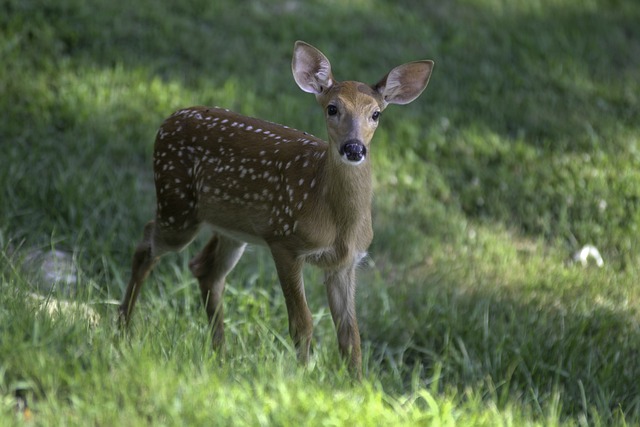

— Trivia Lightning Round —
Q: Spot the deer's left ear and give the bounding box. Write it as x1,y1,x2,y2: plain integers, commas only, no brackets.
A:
374,60,434,107
292,41,335,95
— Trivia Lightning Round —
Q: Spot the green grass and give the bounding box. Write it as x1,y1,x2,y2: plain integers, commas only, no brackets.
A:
2,0,640,425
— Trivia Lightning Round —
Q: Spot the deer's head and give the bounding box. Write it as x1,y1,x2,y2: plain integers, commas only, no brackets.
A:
292,41,434,166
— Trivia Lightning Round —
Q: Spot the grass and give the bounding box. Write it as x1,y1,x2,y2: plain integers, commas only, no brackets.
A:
1,0,640,424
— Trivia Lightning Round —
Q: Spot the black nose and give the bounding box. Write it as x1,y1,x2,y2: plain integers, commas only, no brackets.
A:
339,140,367,163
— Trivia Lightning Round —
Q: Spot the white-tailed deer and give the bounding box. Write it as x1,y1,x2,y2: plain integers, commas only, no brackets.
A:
119,41,433,377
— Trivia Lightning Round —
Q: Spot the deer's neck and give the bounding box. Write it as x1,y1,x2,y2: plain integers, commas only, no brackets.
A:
325,162,372,217
319,152,373,248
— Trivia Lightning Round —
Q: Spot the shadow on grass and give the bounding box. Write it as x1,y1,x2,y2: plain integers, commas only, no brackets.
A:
361,263,640,422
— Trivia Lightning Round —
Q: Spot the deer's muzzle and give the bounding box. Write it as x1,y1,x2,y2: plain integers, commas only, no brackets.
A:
339,140,367,164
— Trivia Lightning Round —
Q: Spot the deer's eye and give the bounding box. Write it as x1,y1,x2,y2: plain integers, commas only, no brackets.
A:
327,105,338,116
372,111,380,121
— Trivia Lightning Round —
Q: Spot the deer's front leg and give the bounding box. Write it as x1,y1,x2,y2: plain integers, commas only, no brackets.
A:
270,244,313,364
325,262,362,378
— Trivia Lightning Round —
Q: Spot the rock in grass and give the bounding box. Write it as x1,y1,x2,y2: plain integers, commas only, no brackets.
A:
21,249,78,296
17,248,100,326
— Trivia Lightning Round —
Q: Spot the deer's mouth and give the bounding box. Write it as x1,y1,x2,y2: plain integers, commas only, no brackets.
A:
339,140,367,165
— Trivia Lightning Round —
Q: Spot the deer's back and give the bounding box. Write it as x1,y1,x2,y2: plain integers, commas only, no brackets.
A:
152,107,332,247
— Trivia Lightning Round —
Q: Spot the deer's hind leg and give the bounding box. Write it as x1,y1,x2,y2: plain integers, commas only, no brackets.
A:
119,219,201,327
189,234,246,351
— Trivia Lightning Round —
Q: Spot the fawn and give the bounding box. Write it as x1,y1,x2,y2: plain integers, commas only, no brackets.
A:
119,41,433,377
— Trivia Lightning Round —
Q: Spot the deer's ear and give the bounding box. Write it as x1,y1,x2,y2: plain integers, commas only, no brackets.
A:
374,60,434,107
292,41,335,95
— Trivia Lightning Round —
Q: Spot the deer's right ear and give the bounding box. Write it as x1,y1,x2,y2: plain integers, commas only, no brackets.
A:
292,41,334,95
374,60,434,107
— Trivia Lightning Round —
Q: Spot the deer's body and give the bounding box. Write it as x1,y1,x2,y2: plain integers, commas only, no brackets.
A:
155,106,372,267
120,42,433,378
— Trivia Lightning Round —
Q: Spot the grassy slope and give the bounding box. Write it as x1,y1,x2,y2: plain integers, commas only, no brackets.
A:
1,0,639,425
